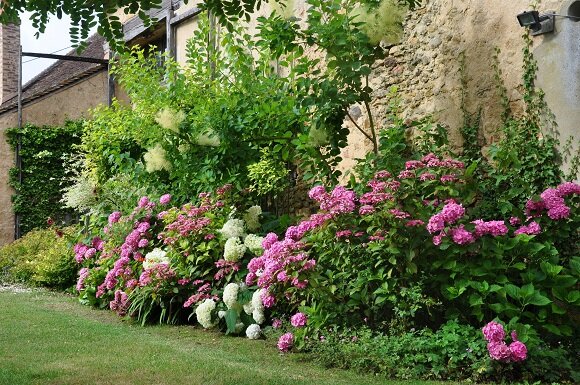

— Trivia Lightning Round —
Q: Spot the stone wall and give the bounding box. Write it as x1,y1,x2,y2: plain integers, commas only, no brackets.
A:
339,0,577,175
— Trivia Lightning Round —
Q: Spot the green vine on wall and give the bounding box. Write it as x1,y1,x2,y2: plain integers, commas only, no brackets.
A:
7,121,83,236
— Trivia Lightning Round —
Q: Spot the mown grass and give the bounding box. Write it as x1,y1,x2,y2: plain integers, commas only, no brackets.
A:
0,290,457,385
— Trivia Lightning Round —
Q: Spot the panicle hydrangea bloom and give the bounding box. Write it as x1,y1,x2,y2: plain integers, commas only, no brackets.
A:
224,237,247,262
277,332,294,352
290,312,307,327
246,324,262,339
195,298,217,329
219,219,246,239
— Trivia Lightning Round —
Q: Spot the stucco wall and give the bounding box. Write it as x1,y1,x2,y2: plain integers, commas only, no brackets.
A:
0,71,108,245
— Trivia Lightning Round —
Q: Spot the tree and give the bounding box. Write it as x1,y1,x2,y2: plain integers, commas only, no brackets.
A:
0,0,281,51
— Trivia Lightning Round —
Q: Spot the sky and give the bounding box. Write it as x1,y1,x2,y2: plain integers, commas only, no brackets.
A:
20,12,98,84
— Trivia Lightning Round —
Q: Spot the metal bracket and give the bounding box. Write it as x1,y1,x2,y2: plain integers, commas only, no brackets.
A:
531,13,555,36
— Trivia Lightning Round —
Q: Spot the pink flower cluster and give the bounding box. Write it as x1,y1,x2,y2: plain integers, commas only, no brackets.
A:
183,281,217,308
73,236,104,263
526,182,579,220
76,267,90,291
277,332,294,352
109,290,130,316
290,312,308,327
138,263,175,287
120,221,152,259
482,321,527,362
309,186,356,215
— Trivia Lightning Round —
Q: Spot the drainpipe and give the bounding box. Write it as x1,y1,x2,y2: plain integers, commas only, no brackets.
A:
15,44,23,239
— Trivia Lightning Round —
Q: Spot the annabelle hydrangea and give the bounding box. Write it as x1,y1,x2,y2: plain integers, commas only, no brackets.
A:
244,234,264,256
246,324,262,339
242,289,266,325
219,219,246,239
223,282,240,310
142,248,170,270
224,237,247,262
195,298,217,329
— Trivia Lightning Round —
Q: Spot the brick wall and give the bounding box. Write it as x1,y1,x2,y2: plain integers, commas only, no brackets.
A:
0,23,20,104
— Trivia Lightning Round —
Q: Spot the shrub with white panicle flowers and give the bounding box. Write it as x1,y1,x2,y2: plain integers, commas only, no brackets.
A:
224,237,247,262
155,107,185,133
244,234,264,256
219,219,246,239
246,324,262,339
144,143,171,173
195,299,217,329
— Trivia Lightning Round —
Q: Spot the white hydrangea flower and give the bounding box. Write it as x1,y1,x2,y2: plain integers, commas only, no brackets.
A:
252,289,265,312
144,144,172,173
246,324,262,340
143,248,170,270
218,310,226,319
244,234,264,256
223,282,240,310
219,219,246,239
195,299,217,329
196,129,221,147
252,309,266,325
243,206,262,231
243,303,254,315
224,237,247,262
155,107,186,133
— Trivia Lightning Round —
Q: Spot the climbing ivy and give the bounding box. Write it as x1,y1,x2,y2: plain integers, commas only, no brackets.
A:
7,121,83,236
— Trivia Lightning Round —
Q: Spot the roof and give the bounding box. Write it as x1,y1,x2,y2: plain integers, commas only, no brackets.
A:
0,34,108,115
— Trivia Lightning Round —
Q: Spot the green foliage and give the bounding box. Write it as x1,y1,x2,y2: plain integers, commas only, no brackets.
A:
7,121,83,235
309,320,578,383
0,227,78,289
247,149,290,197
351,0,406,46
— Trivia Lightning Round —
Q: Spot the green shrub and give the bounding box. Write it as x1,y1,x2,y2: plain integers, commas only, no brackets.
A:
0,227,78,289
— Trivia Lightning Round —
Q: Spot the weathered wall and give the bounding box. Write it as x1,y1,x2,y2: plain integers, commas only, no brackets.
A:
339,0,577,175
0,71,108,245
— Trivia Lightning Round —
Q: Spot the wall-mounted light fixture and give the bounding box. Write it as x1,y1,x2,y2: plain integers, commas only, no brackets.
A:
516,10,555,35
517,8,580,36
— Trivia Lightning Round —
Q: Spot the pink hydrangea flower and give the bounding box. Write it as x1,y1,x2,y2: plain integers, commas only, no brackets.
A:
277,332,294,352
450,226,475,245
487,341,511,361
137,239,149,248
159,194,171,205
358,205,375,215
108,211,122,225
509,341,527,362
482,321,505,343
138,196,150,208
290,312,307,327
514,221,542,235
272,318,282,329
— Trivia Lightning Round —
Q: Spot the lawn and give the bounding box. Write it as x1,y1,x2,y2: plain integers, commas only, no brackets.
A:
0,289,453,385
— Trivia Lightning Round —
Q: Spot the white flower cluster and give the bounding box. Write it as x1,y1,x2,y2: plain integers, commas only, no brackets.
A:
195,299,217,329
144,144,172,173
244,234,264,256
196,129,221,147
243,206,262,232
224,237,247,262
143,248,170,270
223,283,240,310
245,324,262,339
61,172,97,212
219,219,245,239
155,107,186,133
243,289,266,325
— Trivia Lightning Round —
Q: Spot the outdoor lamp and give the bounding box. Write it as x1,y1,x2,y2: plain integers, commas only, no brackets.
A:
516,10,555,35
